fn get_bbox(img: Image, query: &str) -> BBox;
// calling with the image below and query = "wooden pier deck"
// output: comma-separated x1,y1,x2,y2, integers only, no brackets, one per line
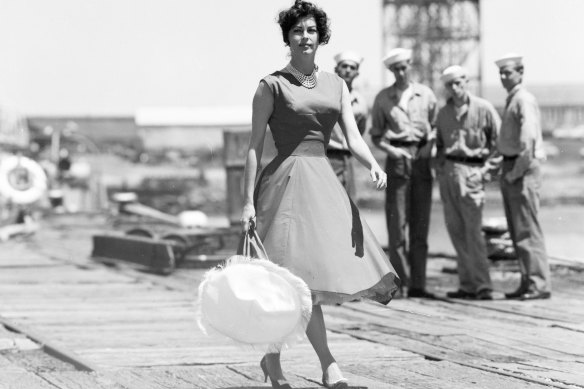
1,217,583,389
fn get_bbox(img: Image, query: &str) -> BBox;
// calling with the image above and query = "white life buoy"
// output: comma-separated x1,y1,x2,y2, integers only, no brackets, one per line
0,155,47,204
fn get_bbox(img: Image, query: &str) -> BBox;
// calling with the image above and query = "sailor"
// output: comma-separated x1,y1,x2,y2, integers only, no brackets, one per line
370,48,437,298
435,65,501,300
495,53,551,300
327,50,368,197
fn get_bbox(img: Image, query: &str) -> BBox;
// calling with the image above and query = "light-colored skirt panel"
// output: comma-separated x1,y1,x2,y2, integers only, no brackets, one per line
254,141,399,305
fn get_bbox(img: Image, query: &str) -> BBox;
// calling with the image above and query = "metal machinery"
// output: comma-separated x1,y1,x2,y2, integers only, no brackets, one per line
382,0,481,96
91,192,241,274
91,128,253,275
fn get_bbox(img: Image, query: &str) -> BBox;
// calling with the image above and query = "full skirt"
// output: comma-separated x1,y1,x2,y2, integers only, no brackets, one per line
254,148,399,305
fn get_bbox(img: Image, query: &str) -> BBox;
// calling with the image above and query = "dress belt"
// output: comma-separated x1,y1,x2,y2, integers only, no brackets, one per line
446,155,484,164
326,148,352,157
503,154,519,161
277,140,326,157
390,140,420,147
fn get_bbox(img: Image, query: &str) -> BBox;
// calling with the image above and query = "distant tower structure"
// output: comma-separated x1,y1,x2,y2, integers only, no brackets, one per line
382,0,481,96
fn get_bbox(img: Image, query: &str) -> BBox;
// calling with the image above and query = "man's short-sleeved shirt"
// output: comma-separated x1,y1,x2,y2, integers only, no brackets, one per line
498,85,545,159
329,89,368,151
436,93,500,160
370,82,437,143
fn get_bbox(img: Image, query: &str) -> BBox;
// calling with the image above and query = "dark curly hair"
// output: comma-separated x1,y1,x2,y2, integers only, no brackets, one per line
277,0,331,46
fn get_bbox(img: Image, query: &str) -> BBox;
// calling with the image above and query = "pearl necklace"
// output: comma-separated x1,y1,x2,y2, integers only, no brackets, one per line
286,62,318,89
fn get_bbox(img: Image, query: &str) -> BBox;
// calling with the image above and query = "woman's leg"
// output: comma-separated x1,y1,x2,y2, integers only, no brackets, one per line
264,306,335,383
264,352,285,381
306,304,347,384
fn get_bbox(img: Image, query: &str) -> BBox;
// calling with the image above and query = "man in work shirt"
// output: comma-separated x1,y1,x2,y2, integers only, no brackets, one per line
327,50,369,197
495,53,551,300
435,65,501,301
370,48,437,298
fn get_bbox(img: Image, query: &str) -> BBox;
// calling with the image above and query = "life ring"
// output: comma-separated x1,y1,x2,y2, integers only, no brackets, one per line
0,156,47,204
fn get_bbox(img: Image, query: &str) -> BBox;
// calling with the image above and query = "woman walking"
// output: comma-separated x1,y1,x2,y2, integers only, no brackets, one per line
241,1,400,388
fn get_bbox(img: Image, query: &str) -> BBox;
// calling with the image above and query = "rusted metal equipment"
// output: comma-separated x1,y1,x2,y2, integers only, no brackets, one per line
91,192,240,273
92,233,176,274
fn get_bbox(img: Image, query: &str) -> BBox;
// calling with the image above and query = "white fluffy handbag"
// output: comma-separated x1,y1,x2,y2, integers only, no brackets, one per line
196,223,312,352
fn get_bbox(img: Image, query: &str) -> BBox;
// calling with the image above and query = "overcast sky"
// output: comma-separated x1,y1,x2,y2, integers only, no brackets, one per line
0,0,582,116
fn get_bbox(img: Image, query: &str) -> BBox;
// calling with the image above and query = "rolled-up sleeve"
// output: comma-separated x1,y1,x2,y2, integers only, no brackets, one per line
518,98,539,152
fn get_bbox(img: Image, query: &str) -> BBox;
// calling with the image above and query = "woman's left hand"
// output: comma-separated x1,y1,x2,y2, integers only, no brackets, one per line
370,165,387,190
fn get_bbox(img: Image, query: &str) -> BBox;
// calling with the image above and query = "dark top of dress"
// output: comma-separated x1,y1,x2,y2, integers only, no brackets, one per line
261,70,344,155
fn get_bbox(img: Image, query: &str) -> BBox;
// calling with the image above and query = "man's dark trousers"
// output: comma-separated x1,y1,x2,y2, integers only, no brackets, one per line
384,144,433,290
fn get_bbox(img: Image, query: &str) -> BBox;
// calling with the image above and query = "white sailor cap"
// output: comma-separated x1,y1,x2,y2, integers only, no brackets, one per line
495,53,523,68
441,65,468,83
334,51,363,66
382,48,412,68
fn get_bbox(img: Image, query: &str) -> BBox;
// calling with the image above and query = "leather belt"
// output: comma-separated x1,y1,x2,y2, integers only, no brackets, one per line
446,155,484,164
326,149,352,157
390,140,420,147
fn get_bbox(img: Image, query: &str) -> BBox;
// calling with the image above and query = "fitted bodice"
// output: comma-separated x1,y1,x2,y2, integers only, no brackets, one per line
261,71,343,155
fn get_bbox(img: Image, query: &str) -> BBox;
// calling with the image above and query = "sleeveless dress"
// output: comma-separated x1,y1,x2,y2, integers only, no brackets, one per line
254,70,400,305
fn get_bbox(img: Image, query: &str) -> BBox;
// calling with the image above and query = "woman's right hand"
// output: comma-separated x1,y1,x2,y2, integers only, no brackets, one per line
370,164,388,190
240,204,256,232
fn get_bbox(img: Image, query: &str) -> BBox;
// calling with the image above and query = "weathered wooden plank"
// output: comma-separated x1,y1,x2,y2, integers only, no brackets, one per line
0,337,40,351
393,360,557,389
0,287,189,302
0,369,59,389
0,354,14,368
38,371,127,389
328,324,581,389
439,298,584,323
0,260,59,268
141,366,274,389
0,305,194,317
0,300,191,311
77,334,417,368
0,247,49,262
78,346,258,368
1,349,77,372
1,311,195,327
332,302,584,357
33,334,201,351
111,365,258,389
489,360,584,387
1,319,98,372
429,262,584,322
228,342,423,388
31,321,198,334
327,307,583,364
0,266,134,284
550,323,584,333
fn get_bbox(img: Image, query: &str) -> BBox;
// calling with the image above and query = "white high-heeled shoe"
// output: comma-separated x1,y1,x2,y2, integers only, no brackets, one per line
322,362,348,389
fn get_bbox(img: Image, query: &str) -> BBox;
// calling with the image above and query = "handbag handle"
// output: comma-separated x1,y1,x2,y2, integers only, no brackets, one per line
237,220,268,260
